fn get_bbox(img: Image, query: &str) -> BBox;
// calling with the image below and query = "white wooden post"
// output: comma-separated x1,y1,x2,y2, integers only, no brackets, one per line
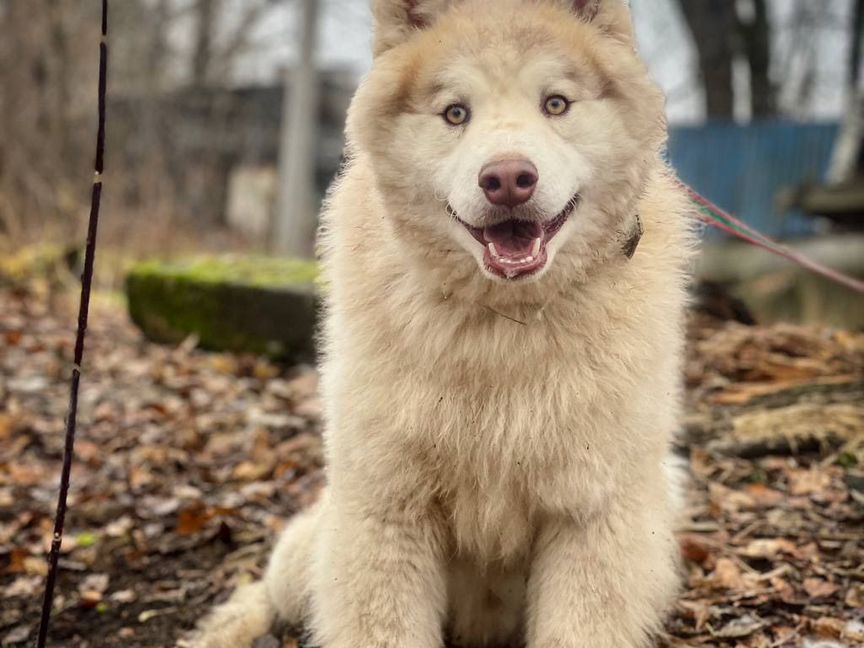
827,90,863,185
827,0,863,184
273,0,320,257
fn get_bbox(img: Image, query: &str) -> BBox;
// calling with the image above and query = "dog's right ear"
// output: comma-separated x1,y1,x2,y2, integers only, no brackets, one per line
371,0,455,55
563,0,635,43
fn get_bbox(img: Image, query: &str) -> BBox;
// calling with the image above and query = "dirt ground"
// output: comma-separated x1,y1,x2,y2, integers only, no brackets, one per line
1,282,862,648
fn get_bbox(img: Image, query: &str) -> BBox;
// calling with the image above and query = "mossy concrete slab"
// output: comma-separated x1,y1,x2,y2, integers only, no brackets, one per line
125,256,320,360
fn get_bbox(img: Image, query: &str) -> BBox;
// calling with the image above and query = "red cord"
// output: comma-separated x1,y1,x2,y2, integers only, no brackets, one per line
683,184,864,295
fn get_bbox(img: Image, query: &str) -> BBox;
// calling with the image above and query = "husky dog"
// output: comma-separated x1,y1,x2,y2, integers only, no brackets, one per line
192,0,694,645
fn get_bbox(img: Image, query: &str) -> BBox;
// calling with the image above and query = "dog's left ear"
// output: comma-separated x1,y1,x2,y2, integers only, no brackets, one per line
371,0,456,56
565,0,635,43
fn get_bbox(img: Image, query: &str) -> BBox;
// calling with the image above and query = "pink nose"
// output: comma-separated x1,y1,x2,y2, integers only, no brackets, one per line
478,159,539,207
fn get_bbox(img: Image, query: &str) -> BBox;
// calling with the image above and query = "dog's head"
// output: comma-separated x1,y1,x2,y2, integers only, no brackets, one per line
347,0,666,285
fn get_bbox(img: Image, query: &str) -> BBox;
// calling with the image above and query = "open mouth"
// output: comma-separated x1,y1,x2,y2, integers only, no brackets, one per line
449,195,579,279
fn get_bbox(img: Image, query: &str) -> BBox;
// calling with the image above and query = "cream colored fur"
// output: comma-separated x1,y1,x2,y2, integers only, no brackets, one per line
191,0,695,646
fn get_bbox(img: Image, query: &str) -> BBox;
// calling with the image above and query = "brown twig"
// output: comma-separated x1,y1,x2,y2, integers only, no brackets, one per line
35,1,108,646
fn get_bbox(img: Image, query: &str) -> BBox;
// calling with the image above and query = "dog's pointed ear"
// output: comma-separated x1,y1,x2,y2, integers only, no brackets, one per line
372,0,455,56
566,0,635,43
571,0,601,19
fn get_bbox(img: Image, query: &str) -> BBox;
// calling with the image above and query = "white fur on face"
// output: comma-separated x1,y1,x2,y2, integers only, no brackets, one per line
435,56,596,280
434,57,596,226
392,48,640,282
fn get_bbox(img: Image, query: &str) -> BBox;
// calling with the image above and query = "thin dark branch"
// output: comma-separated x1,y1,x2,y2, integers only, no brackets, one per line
35,1,108,646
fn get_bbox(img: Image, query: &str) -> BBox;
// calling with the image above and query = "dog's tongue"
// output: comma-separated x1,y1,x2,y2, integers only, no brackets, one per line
483,220,543,256
481,219,547,279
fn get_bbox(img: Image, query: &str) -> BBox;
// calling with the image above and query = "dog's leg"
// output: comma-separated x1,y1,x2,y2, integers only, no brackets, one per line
264,502,321,626
185,580,275,648
309,502,447,647
525,489,679,647
188,503,322,647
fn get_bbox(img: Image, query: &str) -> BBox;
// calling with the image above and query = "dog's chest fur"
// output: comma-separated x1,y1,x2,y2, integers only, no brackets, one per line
328,280,671,564
422,316,644,562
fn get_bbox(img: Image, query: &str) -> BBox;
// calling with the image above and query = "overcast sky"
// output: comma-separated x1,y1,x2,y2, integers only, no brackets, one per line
222,0,854,124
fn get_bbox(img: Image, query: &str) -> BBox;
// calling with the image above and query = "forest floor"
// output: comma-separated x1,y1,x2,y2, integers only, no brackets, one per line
1,280,863,648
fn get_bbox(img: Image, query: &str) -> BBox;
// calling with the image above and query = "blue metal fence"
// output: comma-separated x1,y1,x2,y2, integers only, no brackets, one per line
666,121,840,239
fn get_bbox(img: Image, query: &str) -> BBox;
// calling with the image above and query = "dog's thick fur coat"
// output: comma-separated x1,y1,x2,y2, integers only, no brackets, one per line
192,1,694,646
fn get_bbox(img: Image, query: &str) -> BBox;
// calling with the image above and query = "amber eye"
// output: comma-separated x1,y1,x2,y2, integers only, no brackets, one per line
443,104,470,126
543,95,570,116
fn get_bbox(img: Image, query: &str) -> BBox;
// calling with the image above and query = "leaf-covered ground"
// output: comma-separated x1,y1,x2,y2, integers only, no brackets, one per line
1,284,862,648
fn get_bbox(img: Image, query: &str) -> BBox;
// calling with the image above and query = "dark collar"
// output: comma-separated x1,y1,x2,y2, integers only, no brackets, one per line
622,214,643,259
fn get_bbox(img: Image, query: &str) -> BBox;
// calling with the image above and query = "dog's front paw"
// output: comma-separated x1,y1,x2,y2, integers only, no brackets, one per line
183,581,276,648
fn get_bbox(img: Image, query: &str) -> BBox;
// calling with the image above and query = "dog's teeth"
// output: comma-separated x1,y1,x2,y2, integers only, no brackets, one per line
531,237,542,257
526,256,534,263
487,242,499,258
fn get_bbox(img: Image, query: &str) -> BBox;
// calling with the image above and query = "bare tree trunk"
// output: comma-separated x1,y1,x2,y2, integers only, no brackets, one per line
739,0,776,118
48,0,78,169
677,0,737,119
147,0,172,90
192,0,219,86
850,0,863,92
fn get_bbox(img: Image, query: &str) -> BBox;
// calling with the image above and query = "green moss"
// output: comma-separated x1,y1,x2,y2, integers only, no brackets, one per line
125,255,320,360
130,255,319,288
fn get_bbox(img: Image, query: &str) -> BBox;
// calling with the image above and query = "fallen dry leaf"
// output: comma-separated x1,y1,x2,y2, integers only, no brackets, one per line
803,577,840,599
738,537,797,559
709,614,766,639
709,557,745,589
810,616,846,640
79,589,104,607
3,282,863,648
680,534,713,564
788,469,833,496
742,483,786,507
845,585,864,609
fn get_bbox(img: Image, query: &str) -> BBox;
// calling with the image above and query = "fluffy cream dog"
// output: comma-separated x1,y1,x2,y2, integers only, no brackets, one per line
192,0,694,645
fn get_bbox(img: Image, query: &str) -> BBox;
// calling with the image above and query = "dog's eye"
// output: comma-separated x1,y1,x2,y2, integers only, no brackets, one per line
543,95,570,116
443,104,470,126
